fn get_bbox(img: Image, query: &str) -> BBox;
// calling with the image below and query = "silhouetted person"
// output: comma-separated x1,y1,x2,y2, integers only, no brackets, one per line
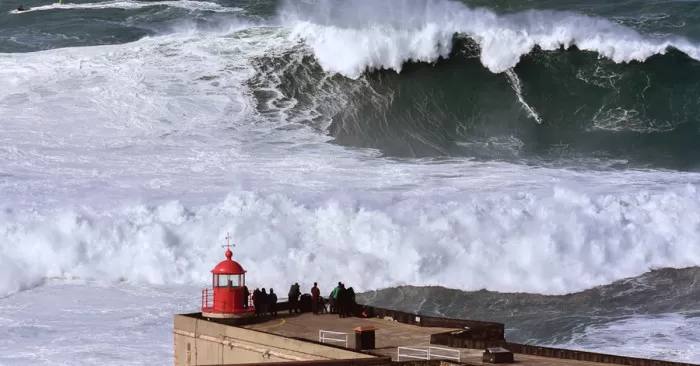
295,283,302,312
337,284,347,318
288,283,300,314
311,282,320,315
260,288,269,317
346,287,356,316
243,285,250,308
253,288,261,317
269,288,278,316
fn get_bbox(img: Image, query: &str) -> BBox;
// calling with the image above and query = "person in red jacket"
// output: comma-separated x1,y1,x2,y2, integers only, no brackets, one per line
311,282,321,315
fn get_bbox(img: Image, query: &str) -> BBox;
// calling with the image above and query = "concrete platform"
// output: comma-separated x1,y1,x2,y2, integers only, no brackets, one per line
241,312,614,366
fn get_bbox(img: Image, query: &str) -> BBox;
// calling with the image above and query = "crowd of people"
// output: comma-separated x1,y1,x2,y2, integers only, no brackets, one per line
243,281,358,318
241,286,279,317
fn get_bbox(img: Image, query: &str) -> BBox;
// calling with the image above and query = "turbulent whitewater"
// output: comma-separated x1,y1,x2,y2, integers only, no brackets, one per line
1,0,700,364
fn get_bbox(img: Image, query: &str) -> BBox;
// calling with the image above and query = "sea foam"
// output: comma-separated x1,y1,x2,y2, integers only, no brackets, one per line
277,0,700,78
2,185,700,298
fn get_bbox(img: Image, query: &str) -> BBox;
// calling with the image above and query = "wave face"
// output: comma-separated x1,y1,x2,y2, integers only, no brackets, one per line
242,0,700,169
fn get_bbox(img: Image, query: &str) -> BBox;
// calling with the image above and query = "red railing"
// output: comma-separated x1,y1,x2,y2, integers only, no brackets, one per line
201,288,213,311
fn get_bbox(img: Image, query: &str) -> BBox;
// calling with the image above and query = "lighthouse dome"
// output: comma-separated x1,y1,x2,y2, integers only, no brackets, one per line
211,249,246,275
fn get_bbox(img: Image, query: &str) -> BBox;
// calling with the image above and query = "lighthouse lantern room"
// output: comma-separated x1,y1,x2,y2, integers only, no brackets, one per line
201,234,253,318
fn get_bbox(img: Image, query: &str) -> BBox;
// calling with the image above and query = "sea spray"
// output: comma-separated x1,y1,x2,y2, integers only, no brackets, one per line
3,186,700,298
278,0,700,76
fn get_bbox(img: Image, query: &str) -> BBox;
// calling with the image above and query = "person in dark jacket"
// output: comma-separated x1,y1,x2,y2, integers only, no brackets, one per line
269,288,278,316
253,288,261,317
288,283,301,314
346,287,356,316
243,286,250,308
260,288,269,317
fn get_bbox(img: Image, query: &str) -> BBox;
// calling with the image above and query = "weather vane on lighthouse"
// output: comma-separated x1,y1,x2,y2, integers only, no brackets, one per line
222,232,235,260
222,232,235,251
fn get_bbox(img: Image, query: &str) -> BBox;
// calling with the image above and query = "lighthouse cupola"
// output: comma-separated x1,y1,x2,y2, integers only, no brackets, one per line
201,234,254,319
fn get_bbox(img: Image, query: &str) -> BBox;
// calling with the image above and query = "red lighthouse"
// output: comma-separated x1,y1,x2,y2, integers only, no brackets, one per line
201,234,254,318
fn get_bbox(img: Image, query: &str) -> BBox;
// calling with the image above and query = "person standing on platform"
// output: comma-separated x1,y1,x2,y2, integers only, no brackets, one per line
346,287,356,316
269,288,278,316
288,283,301,314
337,283,347,318
330,282,340,313
253,288,261,317
260,288,269,317
311,282,321,315
243,286,250,308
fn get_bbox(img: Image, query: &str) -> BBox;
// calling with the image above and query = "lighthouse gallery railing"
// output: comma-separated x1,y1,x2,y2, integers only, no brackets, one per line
201,289,213,310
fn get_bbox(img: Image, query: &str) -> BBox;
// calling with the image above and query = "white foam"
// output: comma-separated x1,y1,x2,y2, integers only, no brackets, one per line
556,313,700,363
0,26,293,208
0,282,197,366
3,182,700,299
9,0,242,14
277,0,700,77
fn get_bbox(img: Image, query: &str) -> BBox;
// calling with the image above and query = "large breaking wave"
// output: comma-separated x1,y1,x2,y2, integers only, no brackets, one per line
244,0,700,169
3,186,700,298
278,0,700,77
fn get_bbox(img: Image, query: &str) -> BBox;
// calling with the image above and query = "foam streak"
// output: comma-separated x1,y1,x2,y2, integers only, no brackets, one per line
505,69,542,123
8,0,241,14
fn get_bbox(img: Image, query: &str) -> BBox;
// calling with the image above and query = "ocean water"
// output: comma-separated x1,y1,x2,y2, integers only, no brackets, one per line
1,0,700,364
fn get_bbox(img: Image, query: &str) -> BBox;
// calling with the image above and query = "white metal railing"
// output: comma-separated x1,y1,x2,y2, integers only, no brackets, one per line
318,330,348,348
397,346,460,362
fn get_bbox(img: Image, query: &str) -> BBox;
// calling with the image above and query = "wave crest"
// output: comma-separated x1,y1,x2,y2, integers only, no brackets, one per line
278,0,700,77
